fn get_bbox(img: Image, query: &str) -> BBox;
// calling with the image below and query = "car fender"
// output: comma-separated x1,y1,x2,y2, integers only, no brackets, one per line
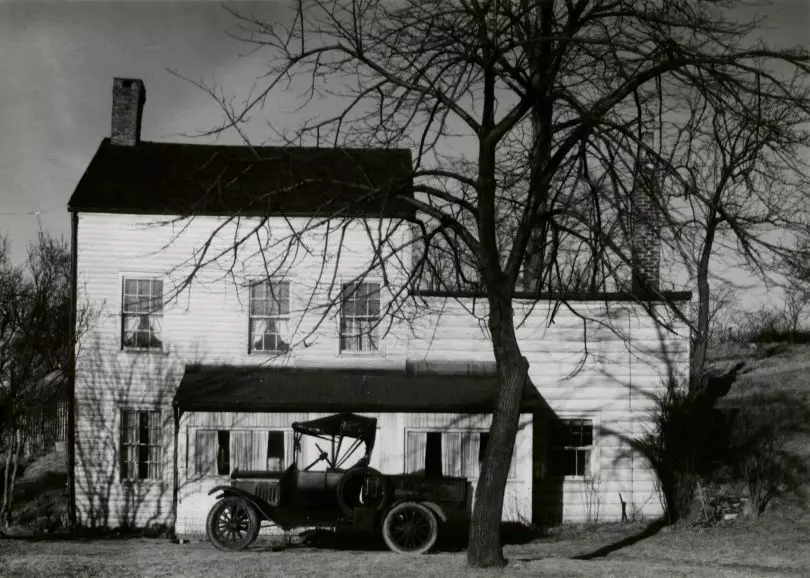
386,499,447,523
207,486,274,521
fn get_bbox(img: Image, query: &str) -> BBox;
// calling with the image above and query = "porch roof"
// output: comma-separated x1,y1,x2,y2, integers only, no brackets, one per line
173,364,546,414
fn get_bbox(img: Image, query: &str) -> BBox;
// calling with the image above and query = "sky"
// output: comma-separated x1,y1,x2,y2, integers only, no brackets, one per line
0,0,808,309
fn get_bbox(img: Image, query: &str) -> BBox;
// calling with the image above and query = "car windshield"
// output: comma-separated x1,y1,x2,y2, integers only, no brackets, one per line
292,413,377,470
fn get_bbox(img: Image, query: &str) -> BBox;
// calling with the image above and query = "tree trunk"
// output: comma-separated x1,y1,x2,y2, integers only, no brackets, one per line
1,428,16,527
6,428,23,526
690,221,715,391
467,294,529,568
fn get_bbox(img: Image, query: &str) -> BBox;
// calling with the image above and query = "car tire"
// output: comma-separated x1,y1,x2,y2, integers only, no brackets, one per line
381,502,439,555
336,467,389,516
206,496,260,551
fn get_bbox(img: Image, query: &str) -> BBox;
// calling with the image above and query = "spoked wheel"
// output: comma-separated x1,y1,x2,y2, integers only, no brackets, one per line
206,497,260,551
382,502,439,555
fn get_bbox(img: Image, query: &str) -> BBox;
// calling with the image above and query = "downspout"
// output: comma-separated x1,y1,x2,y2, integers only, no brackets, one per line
628,310,634,513
171,402,181,538
67,210,78,535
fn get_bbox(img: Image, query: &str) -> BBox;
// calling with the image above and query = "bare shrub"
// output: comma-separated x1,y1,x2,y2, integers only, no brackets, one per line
728,393,809,517
635,378,731,524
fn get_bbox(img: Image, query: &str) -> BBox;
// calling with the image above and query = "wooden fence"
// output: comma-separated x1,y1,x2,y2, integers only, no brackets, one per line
18,395,68,457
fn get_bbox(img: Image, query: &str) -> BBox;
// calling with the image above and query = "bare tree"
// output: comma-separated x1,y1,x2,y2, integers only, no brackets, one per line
781,240,810,340
0,234,83,528
168,0,810,566
656,86,810,388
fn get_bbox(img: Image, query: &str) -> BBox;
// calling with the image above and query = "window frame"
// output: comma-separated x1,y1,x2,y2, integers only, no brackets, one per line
338,279,383,354
546,416,597,480
403,428,520,480
247,278,293,354
120,275,165,352
119,408,163,483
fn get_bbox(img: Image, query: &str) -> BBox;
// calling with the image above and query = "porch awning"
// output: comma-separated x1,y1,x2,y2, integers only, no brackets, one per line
173,364,546,414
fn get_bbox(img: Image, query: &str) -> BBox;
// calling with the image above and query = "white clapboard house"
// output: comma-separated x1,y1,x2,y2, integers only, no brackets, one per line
67,78,690,536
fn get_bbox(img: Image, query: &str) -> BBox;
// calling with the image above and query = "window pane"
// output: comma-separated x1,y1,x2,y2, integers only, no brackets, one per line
137,279,151,295
425,432,442,477
123,295,139,313
442,432,463,477
581,424,593,447
267,431,285,471
231,431,254,472
276,282,289,315
341,283,354,302
124,279,138,295
478,432,489,463
250,298,267,317
342,298,356,318
405,432,427,474
576,450,589,476
251,282,266,300
368,293,380,315
217,431,230,475
196,431,218,475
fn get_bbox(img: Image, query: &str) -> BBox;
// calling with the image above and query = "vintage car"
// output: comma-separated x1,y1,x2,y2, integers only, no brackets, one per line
206,413,472,554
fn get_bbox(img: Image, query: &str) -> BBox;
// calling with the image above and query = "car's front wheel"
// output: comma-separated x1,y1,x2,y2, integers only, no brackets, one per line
206,496,259,551
381,502,439,555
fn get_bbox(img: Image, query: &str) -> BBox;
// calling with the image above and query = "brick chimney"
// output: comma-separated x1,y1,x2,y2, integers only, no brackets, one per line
631,131,661,295
111,78,146,146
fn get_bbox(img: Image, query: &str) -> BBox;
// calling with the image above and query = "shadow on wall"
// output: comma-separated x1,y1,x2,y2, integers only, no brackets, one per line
73,336,181,532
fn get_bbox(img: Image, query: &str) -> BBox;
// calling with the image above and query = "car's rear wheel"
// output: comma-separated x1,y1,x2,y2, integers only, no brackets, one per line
206,496,259,551
382,502,439,555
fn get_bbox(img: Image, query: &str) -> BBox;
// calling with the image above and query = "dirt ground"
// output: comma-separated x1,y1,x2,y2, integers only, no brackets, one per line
2,517,809,578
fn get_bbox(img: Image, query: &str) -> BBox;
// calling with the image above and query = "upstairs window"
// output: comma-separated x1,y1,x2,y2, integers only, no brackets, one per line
122,278,163,350
547,419,594,477
120,409,162,481
249,280,290,353
340,282,380,352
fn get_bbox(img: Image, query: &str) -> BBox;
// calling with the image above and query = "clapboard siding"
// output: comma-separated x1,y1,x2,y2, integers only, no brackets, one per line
74,211,689,529
410,298,686,523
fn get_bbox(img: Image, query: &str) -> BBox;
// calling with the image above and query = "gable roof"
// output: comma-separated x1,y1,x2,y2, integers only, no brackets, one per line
68,139,415,219
173,365,547,414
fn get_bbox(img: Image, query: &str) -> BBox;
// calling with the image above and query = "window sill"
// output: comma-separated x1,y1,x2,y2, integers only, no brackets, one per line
248,350,294,357
120,348,170,357
119,478,162,486
339,350,384,357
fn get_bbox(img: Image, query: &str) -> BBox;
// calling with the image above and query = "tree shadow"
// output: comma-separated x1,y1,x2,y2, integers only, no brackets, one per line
571,517,667,560
72,335,179,533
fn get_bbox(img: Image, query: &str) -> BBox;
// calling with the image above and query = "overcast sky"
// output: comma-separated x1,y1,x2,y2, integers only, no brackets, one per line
1,0,808,307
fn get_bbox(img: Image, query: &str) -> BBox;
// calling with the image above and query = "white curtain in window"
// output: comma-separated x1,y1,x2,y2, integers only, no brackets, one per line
283,431,296,468
461,432,479,478
442,432,463,477
231,431,251,472
231,431,266,472
405,432,427,473
251,431,266,470
195,430,218,475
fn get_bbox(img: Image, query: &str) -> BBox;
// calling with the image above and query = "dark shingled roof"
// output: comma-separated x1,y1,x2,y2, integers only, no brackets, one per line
173,365,545,413
68,139,414,218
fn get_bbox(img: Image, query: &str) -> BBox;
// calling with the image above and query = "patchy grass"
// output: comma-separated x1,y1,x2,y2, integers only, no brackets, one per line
2,517,809,578
1,446,68,535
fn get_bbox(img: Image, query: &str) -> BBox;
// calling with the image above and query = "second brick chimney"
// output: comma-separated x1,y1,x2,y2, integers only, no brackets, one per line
111,78,146,146
631,131,661,294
